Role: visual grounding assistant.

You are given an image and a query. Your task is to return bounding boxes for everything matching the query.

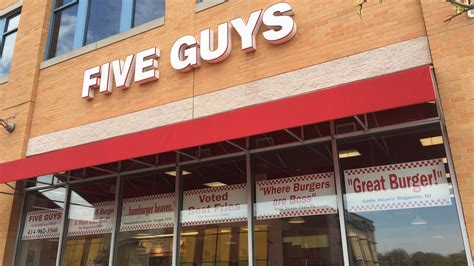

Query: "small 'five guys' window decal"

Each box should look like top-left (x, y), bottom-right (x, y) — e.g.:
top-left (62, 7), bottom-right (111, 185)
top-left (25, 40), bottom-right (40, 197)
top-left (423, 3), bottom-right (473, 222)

top-left (82, 2), bottom-right (297, 99)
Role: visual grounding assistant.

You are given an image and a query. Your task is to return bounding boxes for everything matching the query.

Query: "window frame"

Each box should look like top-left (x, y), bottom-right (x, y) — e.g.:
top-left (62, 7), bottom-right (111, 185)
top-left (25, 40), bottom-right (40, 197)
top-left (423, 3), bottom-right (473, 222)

top-left (12, 102), bottom-right (474, 265)
top-left (0, 9), bottom-right (21, 79)
top-left (45, 0), bottom-right (166, 61)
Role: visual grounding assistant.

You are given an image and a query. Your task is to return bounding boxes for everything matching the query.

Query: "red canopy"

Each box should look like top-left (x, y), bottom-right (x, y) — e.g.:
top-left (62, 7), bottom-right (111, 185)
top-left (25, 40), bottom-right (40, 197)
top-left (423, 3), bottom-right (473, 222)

top-left (0, 65), bottom-right (435, 183)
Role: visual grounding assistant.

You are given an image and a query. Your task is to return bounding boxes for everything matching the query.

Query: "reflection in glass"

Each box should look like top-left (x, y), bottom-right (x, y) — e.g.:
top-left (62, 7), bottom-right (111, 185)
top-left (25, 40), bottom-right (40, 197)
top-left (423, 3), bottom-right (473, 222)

top-left (56, 0), bottom-right (76, 8)
top-left (0, 12), bottom-right (20, 77)
top-left (339, 125), bottom-right (468, 265)
top-left (0, 32), bottom-right (17, 77)
top-left (48, 5), bottom-right (78, 58)
top-left (134, 0), bottom-right (165, 27)
top-left (63, 178), bottom-right (116, 266)
top-left (180, 157), bottom-right (248, 265)
top-left (252, 143), bottom-right (343, 266)
top-left (117, 171), bottom-right (175, 266)
top-left (86, 0), bottom-right (121, 45)
top-left (16, 188), bottom-right (65, 266)
top-left (6, 13), bottom-right (20, 31)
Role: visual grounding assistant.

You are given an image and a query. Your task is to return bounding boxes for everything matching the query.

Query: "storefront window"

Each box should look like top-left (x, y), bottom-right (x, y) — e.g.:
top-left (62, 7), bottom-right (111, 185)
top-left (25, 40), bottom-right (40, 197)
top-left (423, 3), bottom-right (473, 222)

top-left (335, 103), bottom-right (438, 135)
top-left (252, 143), bottom-right (343, 266)
top-left (179, 156), bottom-right (248, 265)
top-left (117, 170), bottom-right (175, 266)
top-left (63, 178), bottom-right (117, 265)
top-left (339, 124), bottom-right (468, 265)
top-left (16, 182), bottom-right (66, 266)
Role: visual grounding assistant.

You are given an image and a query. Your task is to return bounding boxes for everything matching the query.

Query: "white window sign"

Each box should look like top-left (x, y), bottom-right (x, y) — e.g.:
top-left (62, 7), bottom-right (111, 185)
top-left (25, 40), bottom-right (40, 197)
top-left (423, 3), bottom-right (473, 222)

top-left (120, 193), bottom-right (175, 232)
top-left (256, 173), bottom-right (338, 220)
top-left (181, 184), bottom-right (248, 226)
top-left (344, 158), bottom-right (452, 213)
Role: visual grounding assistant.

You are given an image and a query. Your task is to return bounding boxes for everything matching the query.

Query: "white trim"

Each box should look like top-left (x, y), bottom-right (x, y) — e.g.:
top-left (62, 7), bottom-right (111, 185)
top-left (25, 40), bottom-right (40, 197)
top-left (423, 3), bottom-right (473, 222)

top-left (196, 0), bottom-right (226, 13)
top-left (27, 37), bottom-right (432, 156)
top-left (0, 1), bottom-right (22, 16)
top-left (40, 17), bottom-right (165, 70)
top-left (0, 75), bottom-right (8, 84)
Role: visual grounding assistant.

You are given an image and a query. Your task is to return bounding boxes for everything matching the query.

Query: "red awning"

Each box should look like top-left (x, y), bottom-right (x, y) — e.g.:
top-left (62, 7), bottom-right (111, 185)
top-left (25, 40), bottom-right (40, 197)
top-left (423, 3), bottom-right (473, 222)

top-left (0, 65), bottom-right (435, 183)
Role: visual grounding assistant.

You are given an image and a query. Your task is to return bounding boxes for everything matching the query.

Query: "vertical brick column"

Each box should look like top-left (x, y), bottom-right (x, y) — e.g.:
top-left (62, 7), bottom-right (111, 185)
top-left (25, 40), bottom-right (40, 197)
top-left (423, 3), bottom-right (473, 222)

top-left (0, 0), bottom-right (52, 264)
top-left (420, 0), bottom-right (474, 256)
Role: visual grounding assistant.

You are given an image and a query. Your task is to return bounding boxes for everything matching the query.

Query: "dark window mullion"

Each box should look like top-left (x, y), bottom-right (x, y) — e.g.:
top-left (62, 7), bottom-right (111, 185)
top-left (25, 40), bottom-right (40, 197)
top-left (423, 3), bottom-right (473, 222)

top-left (54, 0), bottom-right (78, 12)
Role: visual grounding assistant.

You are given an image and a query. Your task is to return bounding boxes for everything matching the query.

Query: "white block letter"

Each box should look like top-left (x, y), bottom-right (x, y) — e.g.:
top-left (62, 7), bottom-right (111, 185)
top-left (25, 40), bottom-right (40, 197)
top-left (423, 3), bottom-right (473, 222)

top-left (135, 47), bottom-right (160, 84)
top-left (170, 35), bottom-right (201, 72)
top-left (100, 62), bottom-right (113, 94)
top-left (82, 66), bottom-right (101, 99)
top-left (262, 3), bottom-right (297, 45)
top-left (112, 54), bottom-right (136, 89)
top-left (200, 22), bottom-right (232, 63)
top-left (231, 10), bottom-right (263, 52)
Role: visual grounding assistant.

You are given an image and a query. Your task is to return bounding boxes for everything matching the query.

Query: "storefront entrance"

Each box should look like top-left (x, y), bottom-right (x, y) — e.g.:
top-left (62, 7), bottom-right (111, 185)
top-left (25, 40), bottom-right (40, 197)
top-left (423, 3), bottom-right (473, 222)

top-left (13, 100), bottom-right (472, 265)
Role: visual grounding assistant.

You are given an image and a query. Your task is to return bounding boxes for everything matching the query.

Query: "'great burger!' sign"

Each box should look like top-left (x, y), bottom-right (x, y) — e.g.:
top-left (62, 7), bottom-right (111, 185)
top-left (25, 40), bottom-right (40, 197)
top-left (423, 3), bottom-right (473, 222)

top-left (82, 2), bottom-right (297, 99)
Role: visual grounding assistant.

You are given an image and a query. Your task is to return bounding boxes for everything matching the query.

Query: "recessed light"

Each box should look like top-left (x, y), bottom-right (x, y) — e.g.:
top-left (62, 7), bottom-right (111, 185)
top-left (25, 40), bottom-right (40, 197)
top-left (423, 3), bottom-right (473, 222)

top-left (288, 217), bottom-right (305, 224)
top-left (203, 182), bottom-right (227, 187)
top-left (338, 149), bottom-right (361, 159)
top-left (443, 157), bottom-right (448, 164)
top-left (419, 136), bottom-right (443, 147)
top-left (411, 216), bottom-right (427, 225)
top-left (165, 170), bottom-right (191, 176)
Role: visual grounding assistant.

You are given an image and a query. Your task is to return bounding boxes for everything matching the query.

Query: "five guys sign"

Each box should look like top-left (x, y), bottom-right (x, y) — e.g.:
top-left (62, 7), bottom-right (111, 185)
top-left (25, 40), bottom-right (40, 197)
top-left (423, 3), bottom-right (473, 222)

top-left (82, 2), bottom-right (297, 99)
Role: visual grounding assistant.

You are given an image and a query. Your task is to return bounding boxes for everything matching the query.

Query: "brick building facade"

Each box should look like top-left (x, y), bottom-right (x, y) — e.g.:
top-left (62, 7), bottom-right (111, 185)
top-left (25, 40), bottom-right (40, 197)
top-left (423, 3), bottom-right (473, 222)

top-left (0, 0), bottom-right (473, 265)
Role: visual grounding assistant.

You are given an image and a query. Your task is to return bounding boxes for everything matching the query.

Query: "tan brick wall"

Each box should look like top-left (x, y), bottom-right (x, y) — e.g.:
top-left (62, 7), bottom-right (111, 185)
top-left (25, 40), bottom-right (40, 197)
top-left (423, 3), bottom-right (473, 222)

top-left (0, 0), bottom-right (19, 10)
top-left (0, 0), bottom-right (51, 264)
top-left (30, 0), bottom-right (427, 139)
top-left (420, 0), bottom-right (474, 256)
top-left (2, 0), bottom-right (474, 263)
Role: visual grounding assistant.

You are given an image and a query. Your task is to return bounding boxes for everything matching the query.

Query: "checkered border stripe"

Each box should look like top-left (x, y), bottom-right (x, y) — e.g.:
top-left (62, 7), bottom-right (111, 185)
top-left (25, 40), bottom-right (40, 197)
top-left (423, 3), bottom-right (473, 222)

top-left (25, 208), bottom-right (62, 217)
top-left (182, 216), bottom-right (247, 226)
top-left (120, 222), bottom-right (174, 232)
top-left (67, 227), bottom-right (113, 237)
top-left (184, 183), bottom-right (246, 196)
top-left (22, 232), bottom-right (60, 240)
top-left (91, 201), bottom-right (115, 208)
top-left (344, 159), bottom-right (443, 176)
top-left (348, 198), bottom-right (451, 212)
top-left (257, 172), bottom-right (334, 186)
top-left (124, 193), bottom-right (175, 203)
top-left (257, 207), bottom-right (337, 220)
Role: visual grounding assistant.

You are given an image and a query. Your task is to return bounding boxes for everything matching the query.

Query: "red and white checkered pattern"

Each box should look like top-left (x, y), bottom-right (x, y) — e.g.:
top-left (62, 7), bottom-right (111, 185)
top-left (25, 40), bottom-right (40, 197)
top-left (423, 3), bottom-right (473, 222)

top-left (182, 217), bottom-right (247, 226)
top-left (257, 207), bottom-right (337, 220)
top-left (67, 227), bottom-right (112, 236)
top-left (25, 208), bottom-right (62, 217)
top-left (184, 183), bottom-right (246, 196)
top-left (22, 232), bottom-right (60, 240)
top-left (344, 159), bottom-right (443, 176)
top-left (348, 198), bottom-right (451, 212)
top-left (91, 201), bottom-right (115, 207)
top-left (257, 172), bottom-right (334, 186)
top-left (121, 222), bottom-right (174, 232)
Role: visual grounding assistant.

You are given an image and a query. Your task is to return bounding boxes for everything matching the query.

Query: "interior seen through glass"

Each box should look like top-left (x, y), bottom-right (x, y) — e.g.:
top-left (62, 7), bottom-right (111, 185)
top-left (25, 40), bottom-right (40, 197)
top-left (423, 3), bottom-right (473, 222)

top-left (339, 125), bottom-right (468, 265)
top-left (63, 178), bottom-right (117, 266)
top-left (14, 103), bottom-right (471, 265)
